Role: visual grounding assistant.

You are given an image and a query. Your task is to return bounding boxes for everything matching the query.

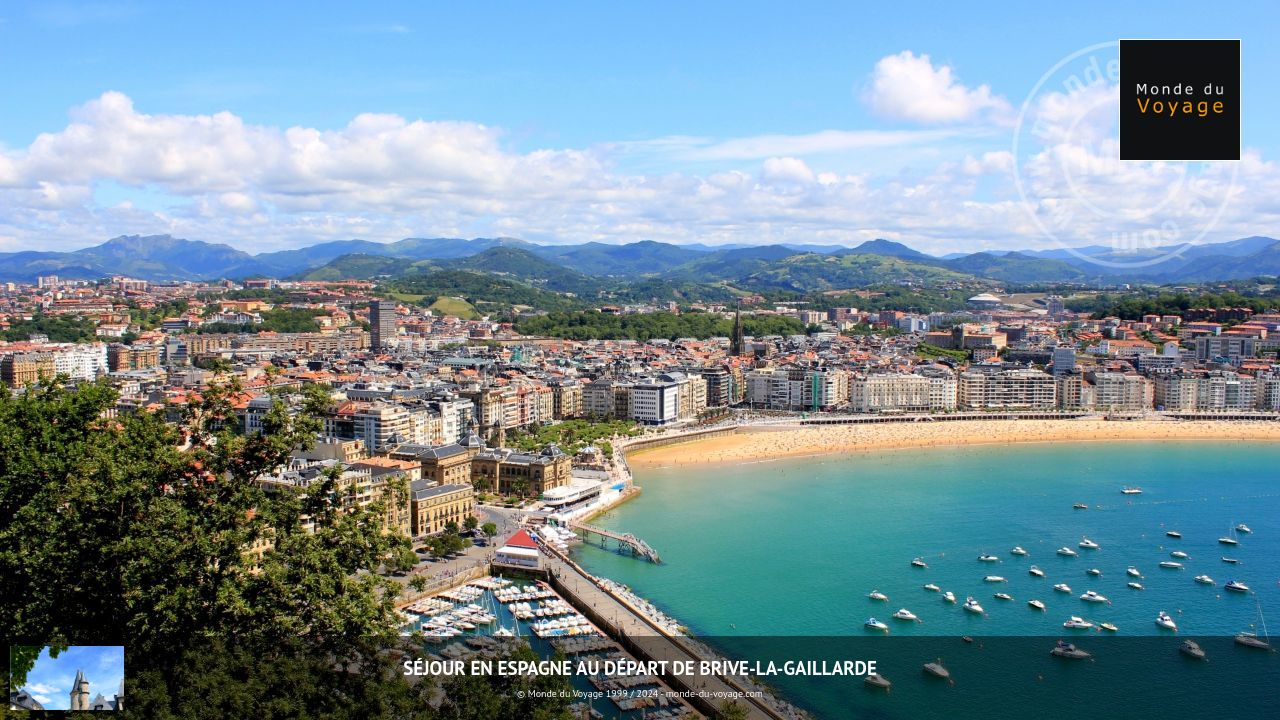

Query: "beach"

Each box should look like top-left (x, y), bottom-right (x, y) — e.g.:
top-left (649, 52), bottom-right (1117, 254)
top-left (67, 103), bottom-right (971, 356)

top-left (625, 419), bottom-right (1280, 468)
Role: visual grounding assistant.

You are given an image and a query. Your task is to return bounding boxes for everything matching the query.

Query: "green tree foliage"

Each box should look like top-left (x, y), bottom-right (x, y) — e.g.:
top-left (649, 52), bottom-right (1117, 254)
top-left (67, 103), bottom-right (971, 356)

top-left (515, 311), bottom-right (805, 341)
top-left (0, 379), bottom-right (571, 718)
top-left (127, 298), bottom-right (191, 331)
top-left (506, 419), bottom-right (639, 454)
top-left (0, 312), bottom-right (98, 342)
top-left (1073, 290), bottom-right (1280, 319)
top-left (192, 307), bottom-right (328, 334)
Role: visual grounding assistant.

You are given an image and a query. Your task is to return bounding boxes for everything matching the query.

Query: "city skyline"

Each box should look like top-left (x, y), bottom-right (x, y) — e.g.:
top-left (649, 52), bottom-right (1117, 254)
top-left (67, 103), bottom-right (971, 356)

top-left (2, 2), bottom-right (1279, 256)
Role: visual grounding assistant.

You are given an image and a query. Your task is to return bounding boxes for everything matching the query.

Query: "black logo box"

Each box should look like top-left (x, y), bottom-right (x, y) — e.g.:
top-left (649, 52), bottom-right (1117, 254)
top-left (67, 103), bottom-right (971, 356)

top-left (1120, 39), bottom-right (1240, 161)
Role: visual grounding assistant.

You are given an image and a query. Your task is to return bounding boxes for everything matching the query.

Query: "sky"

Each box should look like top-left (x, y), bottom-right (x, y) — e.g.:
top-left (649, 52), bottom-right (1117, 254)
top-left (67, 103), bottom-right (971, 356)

top-left (1, 1), bottom-right (1279, 255)
top-left (15, 645), bottom-right (124, 710)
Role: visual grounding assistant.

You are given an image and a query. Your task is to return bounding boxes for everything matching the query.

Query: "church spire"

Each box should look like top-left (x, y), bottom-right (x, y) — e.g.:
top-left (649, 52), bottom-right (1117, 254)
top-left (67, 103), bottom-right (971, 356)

top-left (731, 301), bottom-right (745, 356)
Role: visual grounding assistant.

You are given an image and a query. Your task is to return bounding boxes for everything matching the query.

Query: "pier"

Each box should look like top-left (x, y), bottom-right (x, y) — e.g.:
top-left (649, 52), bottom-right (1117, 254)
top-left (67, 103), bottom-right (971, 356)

top-left (569, 520), bottom-right (662, 563)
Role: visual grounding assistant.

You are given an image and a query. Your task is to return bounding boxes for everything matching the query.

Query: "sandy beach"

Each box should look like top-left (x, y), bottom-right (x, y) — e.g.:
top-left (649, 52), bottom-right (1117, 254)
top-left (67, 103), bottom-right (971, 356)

top-left (625, 419), bottom-right (1280, 468)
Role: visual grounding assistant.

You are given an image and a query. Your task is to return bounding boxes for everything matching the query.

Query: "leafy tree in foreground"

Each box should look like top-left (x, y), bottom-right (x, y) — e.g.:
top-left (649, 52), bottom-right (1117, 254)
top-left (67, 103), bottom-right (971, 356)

top-left (0, 379), bottom-right (571, 719)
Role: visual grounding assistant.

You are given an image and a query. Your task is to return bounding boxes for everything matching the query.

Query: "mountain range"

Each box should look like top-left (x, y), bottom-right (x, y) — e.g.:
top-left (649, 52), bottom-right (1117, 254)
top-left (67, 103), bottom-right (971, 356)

top-left (3, 234), bottom-right (1279, 290)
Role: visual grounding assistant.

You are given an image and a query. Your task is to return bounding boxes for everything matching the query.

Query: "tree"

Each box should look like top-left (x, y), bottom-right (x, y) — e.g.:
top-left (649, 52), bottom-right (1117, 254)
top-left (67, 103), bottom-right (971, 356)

top-left (392, 546), bottom-right (418, 573)
top-left (717, 700), bottom-right (751, 720)
top-left (409, 575), bottom-right (428, 593)
top-left (0, 378), bottom-right (575, 718)
top-left (463, 515), bottom-right (479, 532)
top-left (481, 522), bottom-right (498, 540)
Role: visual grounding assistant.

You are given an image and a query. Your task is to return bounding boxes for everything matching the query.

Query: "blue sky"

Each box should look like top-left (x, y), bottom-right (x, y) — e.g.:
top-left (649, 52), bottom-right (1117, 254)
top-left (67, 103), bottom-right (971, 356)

top-left (15, 645), bottom-right (124, 711)
top-left (0, 1), bottom-right (1277, 254)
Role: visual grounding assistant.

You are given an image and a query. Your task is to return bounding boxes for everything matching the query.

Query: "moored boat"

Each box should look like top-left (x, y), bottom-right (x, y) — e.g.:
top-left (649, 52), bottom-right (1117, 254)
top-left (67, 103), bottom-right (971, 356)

top-left (962, 596), bottom-right (984, 614)
top-left (1170, 550), bottom-right (1188, 559)
top-left (864, 673), bottom-right (892, 689)
top-left (1159, 561), bottom-right (1183, 569)
top-left (1166, 530), bottom-right (1181, 538)
top-left (1224, 580), bottom-right (1250, 593)
top-left (1235, 523), bottom-right (1252, 534)
top-left (1079, 590), bottom-right (1108, 603)
top-left (1050, 640), bottom-right (1091, 659)
top-left (864, 617), bottom-right (890, 632)
top-left (868, 590), bottom-right (889, 601)
top-left (1057, 547), bottom-right (1078, 557)
top-left (983, 575), bottom-right (1007, 583)
top-left (1128, 582), bottom-right (1144, 590)
top-left (1063, 616), bottom-right (1093, 629)
top-left (923, 583), bottom-right (940, 592)
top-left (911, 557), bottom-right (928, 568)
top-left (1221, 557), bottom-right (1240, 564)
top-left (1029, 565), bottom-right (1046, 577)
top-left (994, 592), bottom-right (1013, 601)
top-left (1099, 622), bottom-right (1118, 632)
top-left (892, 608), bottom-right (920, 622)
top-left (1180, 640), bottom-right (1206, 659)
top-left (1053, 583), bottom-right (1072, 593)
top-left (978, 554), bottom-right (1000, 562)
top-left (923, 661), bottom-right (950, 679)
top-left (1028, 599), bottom-right (1046, 611)
top-left (1126, 566), bottom-right (1142, 577)
top-left (1121, 486), bottom-right (1143, 494)
top-left (1011, 546), bottom-right (1028, 556)
top-left (1194, 575), bottom-right (1214, 585)
top-left (1073, 503), bottom-right (1088, 509)
top-left (1078, 537), bottom-right (1100, 550)
top-left (1086, 568), bottom-right (1102, 577)
top-left (1155, 611), bottom-right (1178, 631)
top-left (943, 591), bottom-right (957, 604)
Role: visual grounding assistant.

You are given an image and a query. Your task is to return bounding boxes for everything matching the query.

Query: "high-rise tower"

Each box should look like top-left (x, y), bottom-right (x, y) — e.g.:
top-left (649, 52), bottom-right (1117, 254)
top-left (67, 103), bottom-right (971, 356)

top-left (369, 300), bottom-right (396, 350)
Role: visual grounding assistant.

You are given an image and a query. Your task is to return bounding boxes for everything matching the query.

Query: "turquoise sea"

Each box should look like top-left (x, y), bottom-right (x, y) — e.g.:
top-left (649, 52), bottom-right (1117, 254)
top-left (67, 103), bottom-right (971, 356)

top-left (573, 441), bottom-right (1280, 719)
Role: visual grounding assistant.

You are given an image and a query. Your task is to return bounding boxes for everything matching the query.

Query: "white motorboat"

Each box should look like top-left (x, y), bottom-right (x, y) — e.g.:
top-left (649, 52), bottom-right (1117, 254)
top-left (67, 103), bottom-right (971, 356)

top-left (1050, 640), bottom-right (1092, 659)
top-left (1126, 566), bottom-right (1142, 577)
top-left (963, 596), bottom-right (984, 614)
top-left (864, 673), bottom-right (891, 689)
top-left (1086, 568), bottom-right (1102, 577)
top-left (1073, 503), bottom-right (1089, 509)
top-left (1053, 583), bottom-right (1072, 593)
top-left (1170, 550), bottom-right (1189, 559)
top-left (978, 554), bottom-right (1000, 562)
top-left (864, 617), bottom-right (890, 632)
top-left (1029, 565), bottom-right (1046, 577)
top-left (911, 557), bottom-right (928, 568)
top-left (943, 591), bottom-right (957, 604)
top-left (1057, 547), bottom-right (1078, 557)
top-left (923, 661), bottom-right (950, 679)
top-left (1180, 640), bottom-right (1206, 659)
top-left (923, 583), bottom-right (940, 592)
top-left (1221, 557), bottom-right (1240, 564)
top-left (1099, 622), bottom-right (1119, 633)
top-left (1159, 561), bottom-right (1183, 569)
top-left (1224, 580), bottom-right (1250, 593)
top-left (994, 592), bottom-right (1013, 601)
top-left (868, 590), bottom-right (889, 601)
top-left (1063, 616), bottom-right (1093, 629)
top-left (1166, 530), bottom-right (1181, 538)
top-left (1028, 599), bottom-right (1046, 611)
top-left (1078, 537), bottom-right (1100, 550)
top-left (1121, 486), bottom-right (1143, 494)
top-left (1079, 590), bottom-right (1109, 603)
top-left (983, 575), bottom-right (1007, 583)
top-left (1194, 575), bottom-right (1215, 585)
top-left (1011, 546), bottom-right (1028, 556)
top-left (1219, 536), bottom-right (1239, 546)
top-left (892, 608), bottom-right (919, 622)
top-left (1235, 523), bottom-right (1252, 534)
top-left (1128, 582), bottom-right (1144, 590)
top-left (1155, 611), bottom-right (1178, 631)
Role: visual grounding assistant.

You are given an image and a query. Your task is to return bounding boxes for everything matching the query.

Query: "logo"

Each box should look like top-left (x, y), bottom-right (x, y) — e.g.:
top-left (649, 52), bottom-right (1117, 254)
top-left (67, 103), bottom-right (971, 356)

top-left (1012, 41), bottom-right (1239, 269)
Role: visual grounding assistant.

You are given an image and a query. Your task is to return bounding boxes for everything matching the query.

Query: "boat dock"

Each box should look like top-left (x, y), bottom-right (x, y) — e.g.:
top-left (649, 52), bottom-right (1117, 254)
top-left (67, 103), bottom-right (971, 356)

top-left (568, 520), bottom-right (662, 563)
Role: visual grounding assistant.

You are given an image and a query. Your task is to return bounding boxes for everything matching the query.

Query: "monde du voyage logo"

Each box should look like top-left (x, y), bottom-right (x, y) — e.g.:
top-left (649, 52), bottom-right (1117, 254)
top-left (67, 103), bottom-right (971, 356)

top-left (1120, 39), bottom-right (1240, 160)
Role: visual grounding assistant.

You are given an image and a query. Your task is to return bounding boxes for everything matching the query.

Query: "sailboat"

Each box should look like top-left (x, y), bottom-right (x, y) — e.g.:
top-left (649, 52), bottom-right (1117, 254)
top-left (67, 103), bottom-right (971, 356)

top-left (1235, 599), bottom-right (1273, 650)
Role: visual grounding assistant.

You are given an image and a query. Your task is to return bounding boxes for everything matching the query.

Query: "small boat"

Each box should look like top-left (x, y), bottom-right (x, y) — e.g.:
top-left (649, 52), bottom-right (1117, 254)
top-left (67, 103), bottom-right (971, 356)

top-left (1156, 611), bottom-right (1178, 631)
top-left (963, 596), bottom-right (984, 614)
top-left (983, 575), bottom-right (1007, 583)
top-left (1063, 616), bottom-right (1093, 629)
top-left (1166, 530), bottom-right (1181, 538)
top-left (1099, 622), bottom-right (1118, 632)
top-left (1126, 566), bottom-right (1142, 577)
top-left (1170, 551), bottom-right (1189, 559)
top-left (1028, 599), bottom-right (1046, 611)
top-left (923, 583), bottom-right (940, 592)
top-left (943, 591), bottom-right (957, 604)
top-left (1194, 575), bottom-right (1215, 585)
top-left (1219, 536), bottom-right (1239, 546)
top-left (1057, 547), bottom-right (1078, 557)
top-left (1235, 633), bottom-right (1272, 650)
top-left (1121, 486), bottom-right (1143, 494)
top-left (978, 554), bottom-right (1000, 562)
top-left (1235, 523), bottom-right (1252, 534)
top-left (1078, 537), bottom-right (1100, 550)
top-left (961, 635), bottom-right (973, 643)
top-left (911, 557), bottom-right (928, 568)
top-left (1073, 503), bottom-right (1088, 509)
top-left (864, 617), bottom-right (890, 632)
top-left (1086, 568), bottom-right (1102, 577)
top-left (1053, 583), bottom-right (1072, 593)
top-left (994, 592), bottom-right (1013, 601)
top-left (892, 608), bottom-right (919, 622)
top-left (1224, 580), bottom-right (1250, 593)
top-left (868, 590), bottom-right (889, 602)
top-left (1050, 640), bottom-right (1091, 659)
top-left (1221, 557), bottom-right (1240, 564)
top-left (1011, 546), bottom-right (1028, 556)
top-left (1159, 561), bottom-right (1183, 569)
top-left (1029, 565), bottom-right (1046, 577)
top-left (1180, 640), bottom-right (1207, 660)
top-left (1079, 590), bottom-right (1109, 603)
top-left (864, 673), bottom-right (892, 689)
top-left (923, 661), bottom-right (950, 679)
top-left (1128, 582), bottom-right (1144, 590)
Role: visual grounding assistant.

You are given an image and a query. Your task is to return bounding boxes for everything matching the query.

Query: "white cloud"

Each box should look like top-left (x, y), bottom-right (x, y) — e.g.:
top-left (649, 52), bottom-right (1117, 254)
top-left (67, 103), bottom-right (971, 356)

top-left (865, 51), bottom-right (1012, 125)
top-left (25, 682), bottom-right (60, 695)
top-left (0, 89), bottom-right (1275, 256)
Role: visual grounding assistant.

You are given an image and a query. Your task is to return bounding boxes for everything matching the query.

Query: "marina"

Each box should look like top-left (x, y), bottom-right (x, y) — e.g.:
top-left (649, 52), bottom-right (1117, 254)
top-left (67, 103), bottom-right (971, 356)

top-left (575, 441), bottom-right (1280, 719)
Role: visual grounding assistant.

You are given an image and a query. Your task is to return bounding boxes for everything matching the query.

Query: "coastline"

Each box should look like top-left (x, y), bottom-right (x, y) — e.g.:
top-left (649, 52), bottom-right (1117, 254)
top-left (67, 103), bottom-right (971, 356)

top-left (625, 418), bottom-right (1280, 469)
